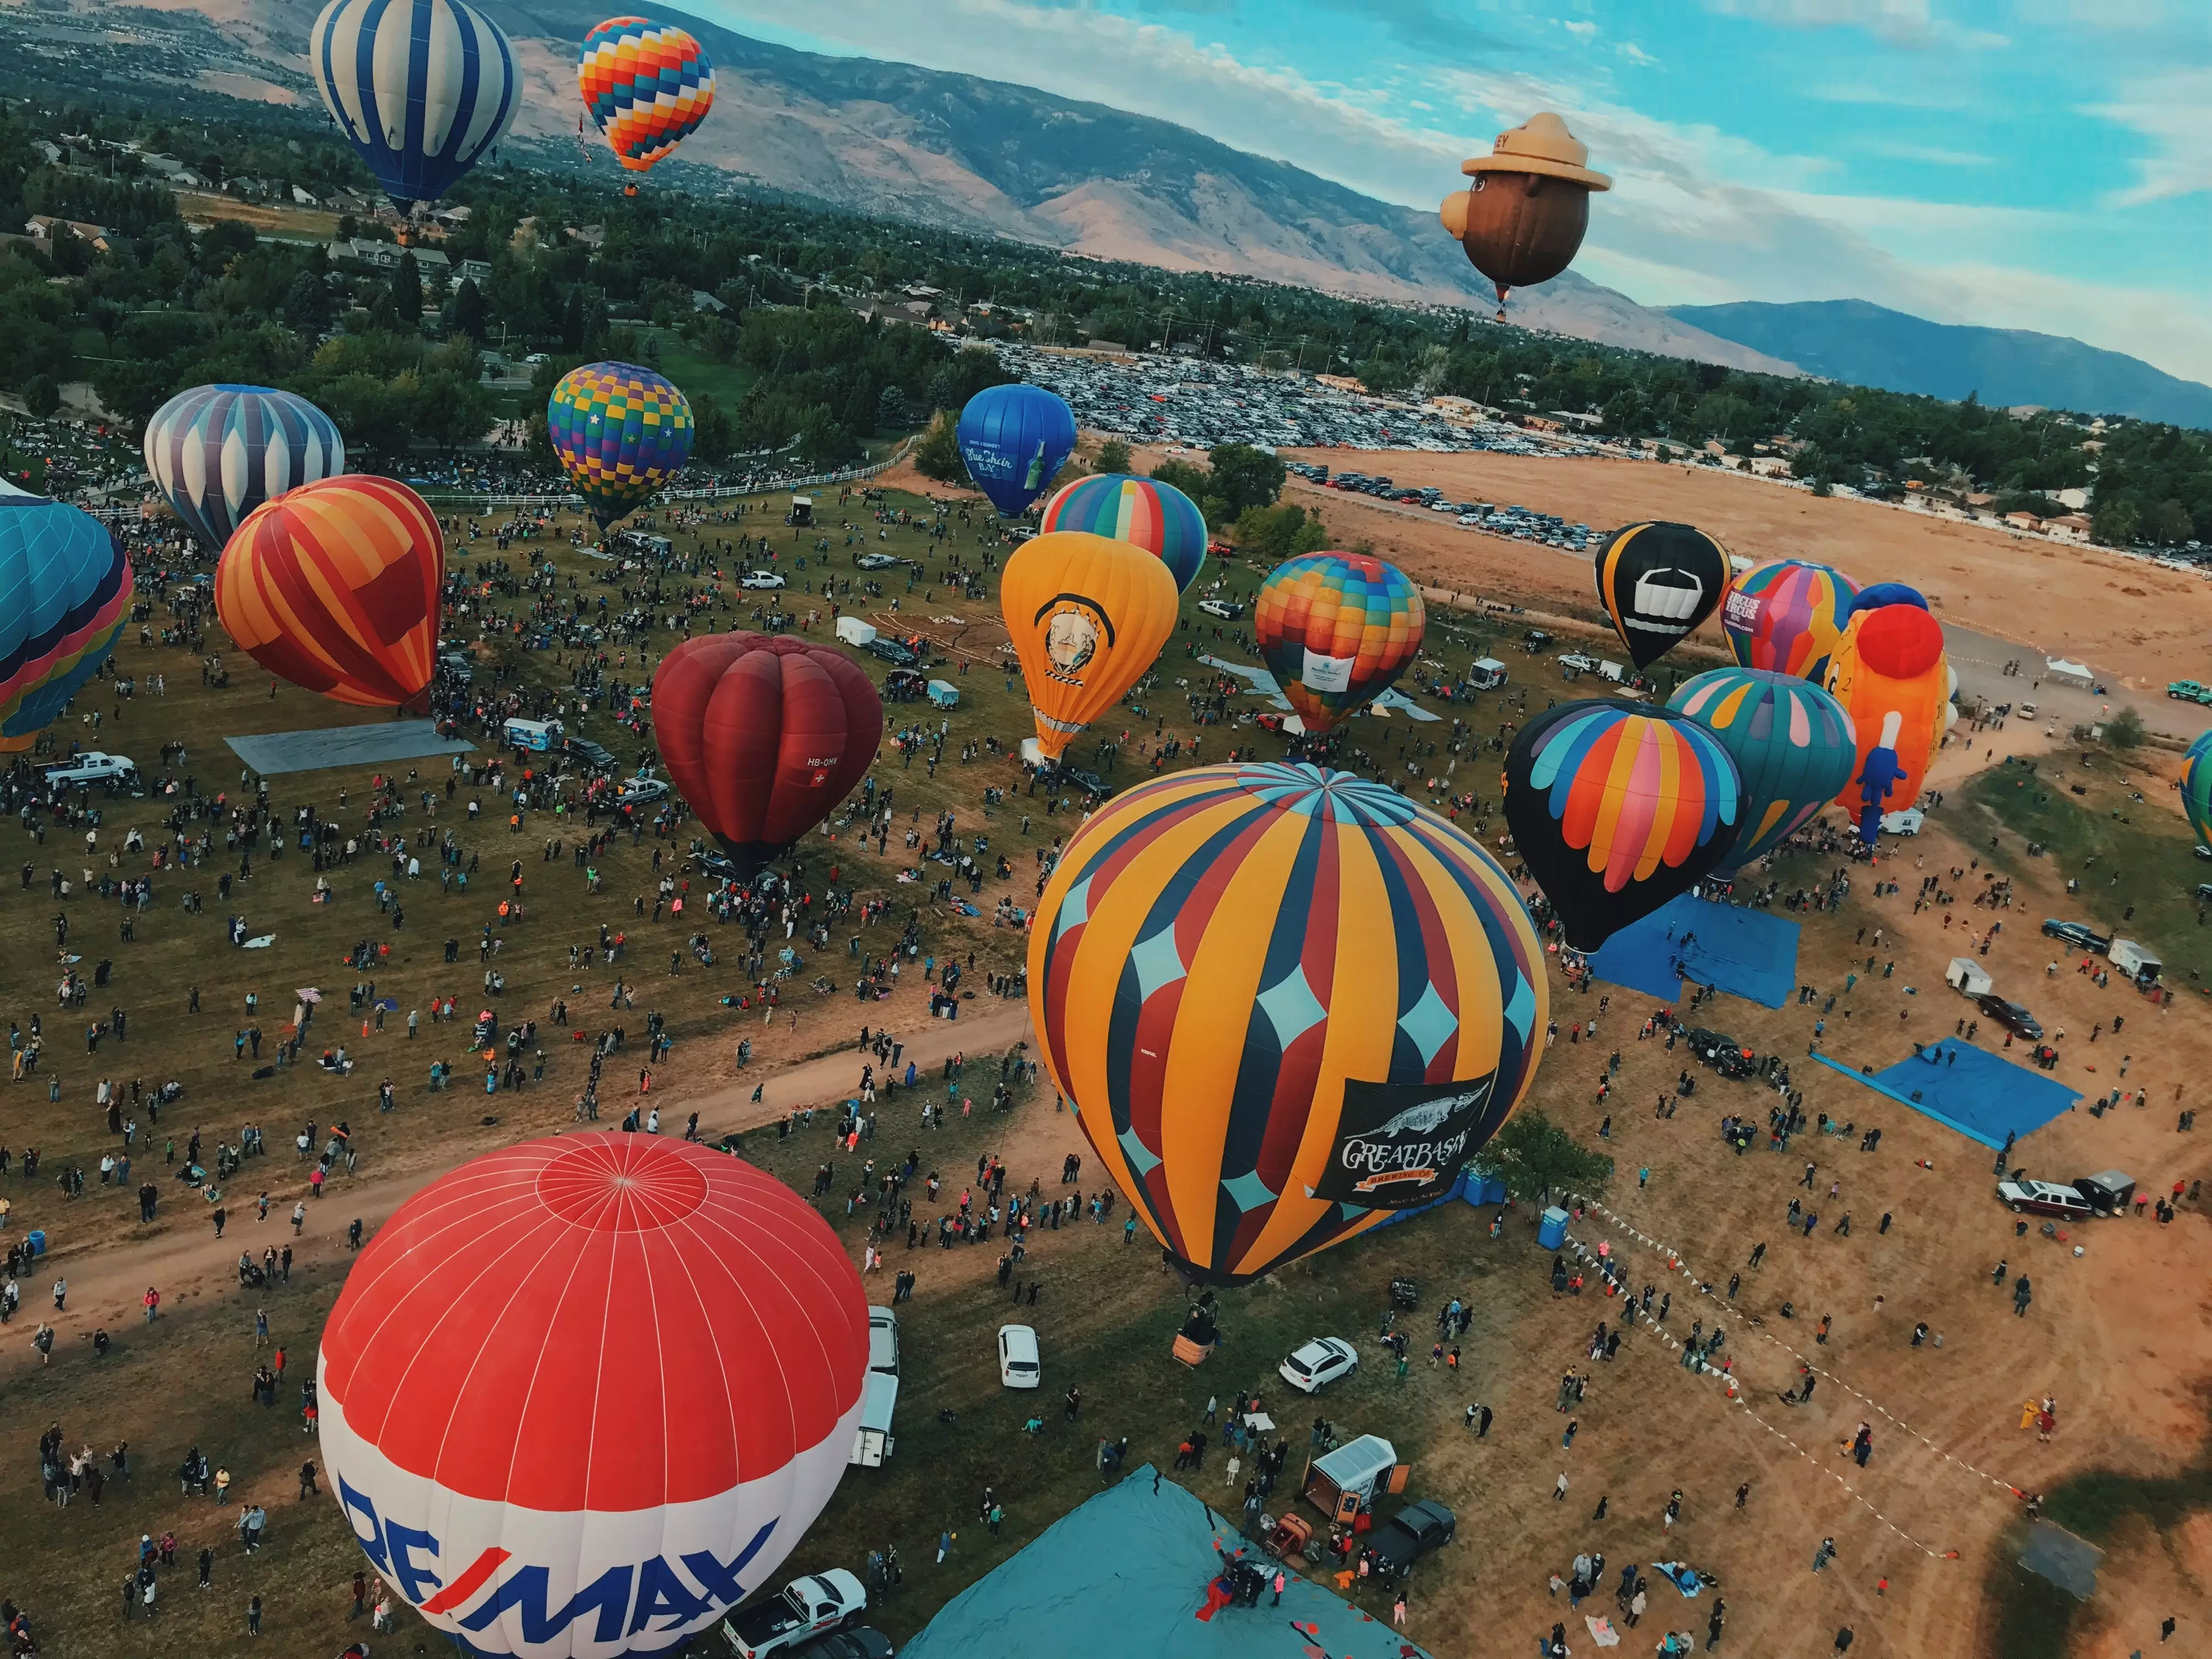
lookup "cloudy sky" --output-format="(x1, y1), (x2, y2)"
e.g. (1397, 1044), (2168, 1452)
(701, 0), (2212, 385)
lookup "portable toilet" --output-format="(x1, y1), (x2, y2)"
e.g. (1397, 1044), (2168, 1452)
(926, 679), (960, 710)
(1302, 1434), (1403, 1524)
(836, 616), (878, 648)
(1945, 957), (1993, 997)
(1538, 1206), (1570, 1250)
(26, 1228), (46, 1258)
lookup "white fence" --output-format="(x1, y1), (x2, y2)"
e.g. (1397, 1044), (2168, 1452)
(414, 441), (915, 515)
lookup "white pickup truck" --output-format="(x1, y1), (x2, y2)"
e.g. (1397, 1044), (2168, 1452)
(721, 1570), (868, 1659)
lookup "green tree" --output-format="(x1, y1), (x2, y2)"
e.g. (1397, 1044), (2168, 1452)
(2102, 707), (2146, 751)
(2092, 497), (2142, 548)
(876, 385), (910, 431)
(1231, 503), (1329, 560)
(1148, 458), (1210, 501)
(914, 408), (965, 484)
(390, 252), (422, 323)
(281, 271), (330, 334)
(22, 374), (58, 417)
(1094, 437), (1131, 474)
(2144, 498), (2195, 546)
(445, 278), (488, 343)
(1206, 443), (1285, 514)
(1482, 1110), (1611, 1204)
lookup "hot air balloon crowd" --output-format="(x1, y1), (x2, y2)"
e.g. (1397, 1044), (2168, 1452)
(1, 74), (2204, 1659)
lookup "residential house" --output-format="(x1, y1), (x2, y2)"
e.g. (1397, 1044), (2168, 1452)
(25, 216), (110, 253)
(2046, 515), (2092, 541)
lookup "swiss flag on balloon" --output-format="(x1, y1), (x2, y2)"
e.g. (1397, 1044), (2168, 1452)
(810, 768), (830, 786)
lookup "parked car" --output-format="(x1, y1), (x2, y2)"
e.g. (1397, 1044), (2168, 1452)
(1197, 598), (1244, 620)
(1278, 1336), (1358, 1395)
(854, 552), (902, 570)
(1366, 1499), (1456, 1578)
(785, 1630), (895, 1659)
(1040, 764), (1112, 798)
(1684, 1029), (1756, 1077)
(883, 668), (927, 699)
(43, 752), (137, 789)
(616, 776), (670, 809)
(741, 570), (788, 590)
(2196, 884), (2212, 905)
(690, 849), (742, 882)
(1973, 994), (2043, 1041)
(563, 737), (619, 775)
(1557, 653), (1598, 674)
(2040, 919), (2108, 952)
(997, 1323), (1041, 1389)
(720, 1571), (869, 1659)
(866, 639), (922, 668)
(1995, 1178), (2094, 1219)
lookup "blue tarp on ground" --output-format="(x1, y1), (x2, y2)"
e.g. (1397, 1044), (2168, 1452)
(1588, 894), (1801, 1009)
(897, 1466), (1433, 1659)
(1813, 1038), (2081, 1149)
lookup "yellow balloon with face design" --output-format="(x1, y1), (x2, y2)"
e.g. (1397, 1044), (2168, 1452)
(998, 530), (1180, 762)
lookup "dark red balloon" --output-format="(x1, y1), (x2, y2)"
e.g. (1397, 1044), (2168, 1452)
(652, 633), (883, 872)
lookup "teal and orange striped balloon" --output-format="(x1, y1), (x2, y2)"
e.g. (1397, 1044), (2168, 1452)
(1029, 761), (1546, 1284)
(2183, 731), (2212, 851)
(1254, 552), (1424, 733)
(1503, 700), (1742, 951)
(1670, 668), (1856, 876)
(1040, 472), (1207, 591)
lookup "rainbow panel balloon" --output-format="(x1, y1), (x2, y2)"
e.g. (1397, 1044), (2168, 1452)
(0, 482), (132, 750)
(1669, 667), (1857, 876)
(1722, 558), (1860, 682)
(548, 361), (693, 528)
(577, 16), (715, 174)
(1254, 553), (1424, 733)
(1039, 473), (1207, 591)
(2181, 730), (2212, 851)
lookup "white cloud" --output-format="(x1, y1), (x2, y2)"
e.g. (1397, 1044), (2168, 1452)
(1616, 41), (1661, 65)
(2084, 67), (2212, 206)
(1854, 140), (1995, 166)
(1564, 20), (1599, 40)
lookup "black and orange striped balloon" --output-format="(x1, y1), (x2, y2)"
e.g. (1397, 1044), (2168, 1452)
(1028, 761), (1547, 1284)
(216, 475), (444, 712)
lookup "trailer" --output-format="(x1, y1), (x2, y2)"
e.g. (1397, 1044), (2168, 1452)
(1302, 1434), (1406, 1525)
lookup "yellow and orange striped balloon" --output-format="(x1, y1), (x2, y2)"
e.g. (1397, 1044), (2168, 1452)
(215, 475), (444, 711)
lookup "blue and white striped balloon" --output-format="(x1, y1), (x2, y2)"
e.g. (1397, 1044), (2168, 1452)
(309, 0), (519, 210)
(142, 385), (347, 551)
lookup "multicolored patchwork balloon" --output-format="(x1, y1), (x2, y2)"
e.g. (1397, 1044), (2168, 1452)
(1029, 761), (1546, 1285)
(1503, 701), (1742, 952)
(577, 16), (715, 174)
(1254, 552), (1424, 733)
(0, 481), (132, 751)
(548, 362), (693, 528)
(1722, 558), (1860, 682)
(142, 384), (346, 552)
(216, 475), (443, 712)
(1039, 473), (1207, 592)
(1669, 668), (1857, 877)
(2181, 730), (2212, 851)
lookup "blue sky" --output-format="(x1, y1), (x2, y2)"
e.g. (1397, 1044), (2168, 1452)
(699, 0), (2212, 384)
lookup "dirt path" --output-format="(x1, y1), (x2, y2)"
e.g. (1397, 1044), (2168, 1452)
(9, 1002), (1034, 1366)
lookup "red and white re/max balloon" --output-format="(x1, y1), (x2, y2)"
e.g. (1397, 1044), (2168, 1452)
(317, 1133), (870, 1658)
(653, 633), (883, 873)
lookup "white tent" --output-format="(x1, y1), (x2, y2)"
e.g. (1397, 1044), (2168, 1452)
(2045, 658), (2092, 687)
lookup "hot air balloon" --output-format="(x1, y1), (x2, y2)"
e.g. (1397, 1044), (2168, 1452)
(652, 634), (883, 873)
(1029, 761), (1545, 1284)
(142, 385), (346, 552)
(578, 16), (715, 176)
(1669, 668), (1857, 877)
(310, 0), (519, 212)
(318, 1132), (868, 1658)
(1594, 521), (1729, 669)
(1439, 112), (1612, 321)
(1039, 473), (1207, 592)
(1721, 558), (1860, 682)
(956, 384), (1076, 518)
(548, 362), (694, 529)
(1853, 581), (1927, 613)
(1824, 603), (1950, 844)
(0, 481), (132, 752)
(1000, 530), (1179, 762)
(2181, 730), (2212, 850)
(1253, 552), (1424, 733)
(216, 475), (443, 712)
(1503, 701), (1742, 952)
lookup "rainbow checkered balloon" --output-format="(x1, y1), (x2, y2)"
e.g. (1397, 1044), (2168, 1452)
(1039, 472), (1207, 591)
(577, 15), (715, 174)
(548, 360), (693, 528)
(1254, 552), (1425, 732)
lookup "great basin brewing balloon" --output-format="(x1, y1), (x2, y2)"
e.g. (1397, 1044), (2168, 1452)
(317, 1133), (870, 1658)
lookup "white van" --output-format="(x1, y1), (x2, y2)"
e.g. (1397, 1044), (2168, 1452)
(1466, 658), (1509, 692)
(867, 1306), (900, 1378)
(44, 752), (137, 788)
(848, 1371), (898, 1467)
(502, 718), (563, 753)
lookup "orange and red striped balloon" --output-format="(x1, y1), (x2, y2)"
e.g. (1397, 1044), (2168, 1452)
(215, 475), (444, 712)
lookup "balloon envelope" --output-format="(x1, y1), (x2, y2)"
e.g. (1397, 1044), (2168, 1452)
(1853, 582), (1927, 613)
(1722, 559), (1860, 682)
(1029, 761), (1546, 1284)
(652, 634), (883, 873)
(318, 1132), (868, 1658)
(143, 384), (346, 552)
(310, 0), (519, 209)
(0, 481), (132, 751)
(1669, 668), (1857, 876)
(1000, 530), (1179, 761)
(216, 475), (443, 711)
(578, 16), (715, 174)
(548, 362), (694, 528)
(1254, 553), (1425, 733)
(2181, 731), (2212, 850)
(1040, 473), (1207, 592)
(1447, 171), (1590, 300)
(1594, 521), (1728, 670)
(956, 385), (1076, 517)
(1503, 701), (1742, 952)
(1824, 604), (1949, 844)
